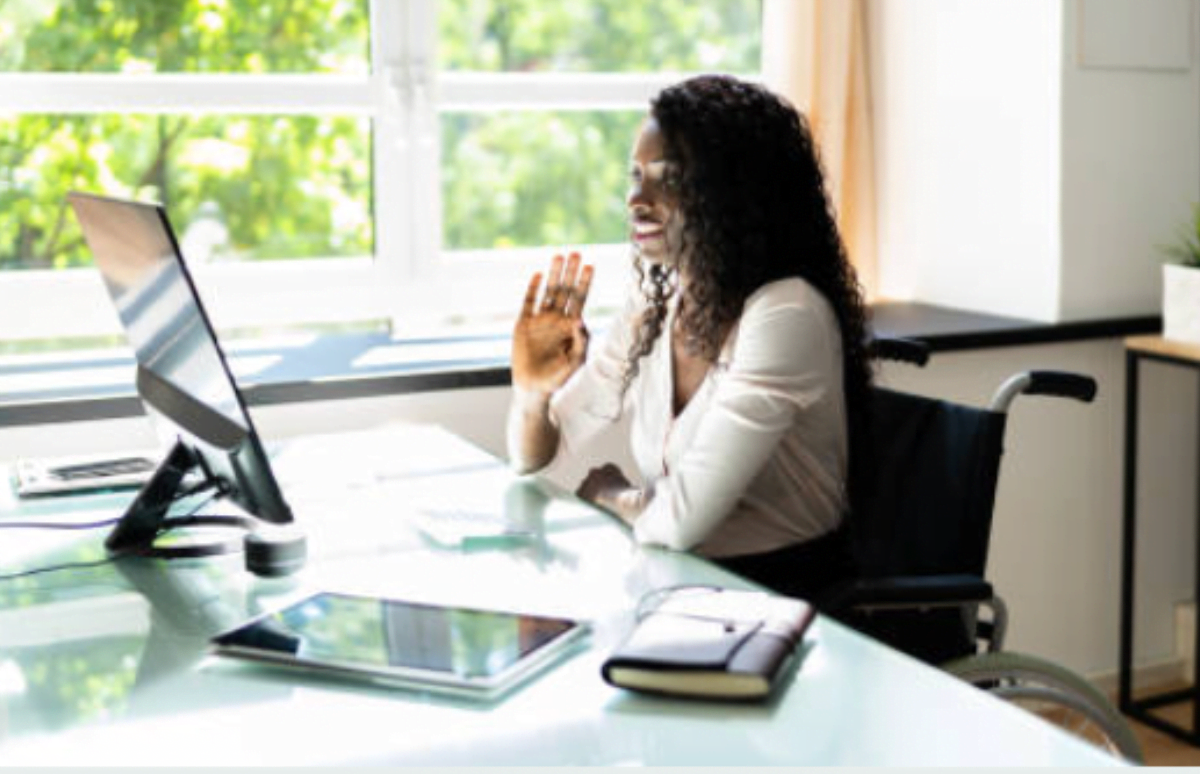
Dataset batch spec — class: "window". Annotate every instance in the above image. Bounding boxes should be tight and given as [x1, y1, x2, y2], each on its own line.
[0, 0, 762, 351]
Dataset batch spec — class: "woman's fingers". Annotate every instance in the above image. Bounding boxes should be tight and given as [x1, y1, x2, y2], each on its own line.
[540, 254, 566, 312]
[567, 263, 594, 318]
[520, 272, 543, 319]
[558, 253, 579, 313]
[556, 253, 594, 318]
[532, 252, 592, 317]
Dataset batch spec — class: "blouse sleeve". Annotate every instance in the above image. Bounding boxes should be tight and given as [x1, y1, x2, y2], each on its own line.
[632, 285, 842, 551]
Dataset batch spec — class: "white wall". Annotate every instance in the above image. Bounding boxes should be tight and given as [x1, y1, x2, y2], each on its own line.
[869, 0, 1063, 321]
[871, 0, 1200, 322]
[1059, 0, 1200, 319]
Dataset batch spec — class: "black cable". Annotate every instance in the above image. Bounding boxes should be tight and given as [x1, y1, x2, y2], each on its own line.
[0, 478, 226, 582]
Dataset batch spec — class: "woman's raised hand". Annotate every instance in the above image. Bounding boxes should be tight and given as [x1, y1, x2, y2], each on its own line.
[512, 252, 594, 396]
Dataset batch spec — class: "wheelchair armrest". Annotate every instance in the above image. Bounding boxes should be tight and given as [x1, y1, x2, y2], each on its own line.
[867, 336, 931, 367]
[822, 574, 994, 613]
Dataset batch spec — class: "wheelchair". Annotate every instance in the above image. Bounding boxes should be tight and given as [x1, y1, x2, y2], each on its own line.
[818, 337, 1143, 763]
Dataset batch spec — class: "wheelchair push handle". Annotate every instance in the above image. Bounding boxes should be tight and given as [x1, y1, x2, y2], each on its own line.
[1027, 371, 1098, 401]
[989, 371, 1097, 412]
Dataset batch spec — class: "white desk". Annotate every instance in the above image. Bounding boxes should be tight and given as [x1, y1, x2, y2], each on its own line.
[0, 425, 1119, 767]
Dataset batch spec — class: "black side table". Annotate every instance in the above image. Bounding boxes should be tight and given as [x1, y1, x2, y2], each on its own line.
[1120, 335, 1200, 744]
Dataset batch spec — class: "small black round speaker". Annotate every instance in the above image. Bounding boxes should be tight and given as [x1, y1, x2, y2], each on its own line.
[243, 527, 307, 578]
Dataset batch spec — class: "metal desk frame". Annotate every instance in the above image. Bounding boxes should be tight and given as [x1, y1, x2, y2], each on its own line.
[1120, 335, 1200, 744]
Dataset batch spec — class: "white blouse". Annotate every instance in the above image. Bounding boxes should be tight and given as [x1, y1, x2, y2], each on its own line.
[537, 276, 847, 559]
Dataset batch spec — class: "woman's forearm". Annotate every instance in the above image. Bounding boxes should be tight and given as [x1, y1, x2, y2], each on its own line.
[506, 387, 561, 474]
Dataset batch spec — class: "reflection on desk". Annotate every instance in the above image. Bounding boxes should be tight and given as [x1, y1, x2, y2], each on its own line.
[0, 424, 1120, 767]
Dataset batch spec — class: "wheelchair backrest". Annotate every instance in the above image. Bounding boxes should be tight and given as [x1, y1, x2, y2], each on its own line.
[851, 386, 1008, 580]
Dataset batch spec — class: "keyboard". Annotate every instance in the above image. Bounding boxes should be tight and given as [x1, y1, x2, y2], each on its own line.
[14, 453, 158, 497]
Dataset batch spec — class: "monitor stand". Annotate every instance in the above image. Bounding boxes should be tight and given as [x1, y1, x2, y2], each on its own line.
[105, 440, 250, 559]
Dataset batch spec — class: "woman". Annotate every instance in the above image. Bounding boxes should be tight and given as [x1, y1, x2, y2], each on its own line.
[507, 74, 871, 600]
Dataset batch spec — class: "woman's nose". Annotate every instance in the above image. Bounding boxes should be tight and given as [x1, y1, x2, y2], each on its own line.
[627, 181, 651, 209]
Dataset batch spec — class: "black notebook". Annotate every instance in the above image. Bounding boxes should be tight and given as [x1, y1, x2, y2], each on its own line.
[601, 587, 816, 701]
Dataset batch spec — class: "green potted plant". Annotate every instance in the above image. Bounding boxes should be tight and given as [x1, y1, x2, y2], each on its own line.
[1160, 204, 1200, 344]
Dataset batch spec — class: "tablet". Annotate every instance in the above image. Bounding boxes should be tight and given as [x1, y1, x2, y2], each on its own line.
[210, 592, 588, 699]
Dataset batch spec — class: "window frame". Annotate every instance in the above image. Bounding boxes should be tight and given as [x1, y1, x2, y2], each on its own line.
[0, 0, 757, 343]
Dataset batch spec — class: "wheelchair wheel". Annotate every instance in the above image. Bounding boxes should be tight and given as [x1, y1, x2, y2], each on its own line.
[943, 651, 1143, 764]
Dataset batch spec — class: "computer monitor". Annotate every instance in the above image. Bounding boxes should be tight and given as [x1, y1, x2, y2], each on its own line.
[67, 192, 294, 560]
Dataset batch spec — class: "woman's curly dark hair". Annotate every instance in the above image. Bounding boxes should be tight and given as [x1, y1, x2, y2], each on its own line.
[623, 74, 873, 509]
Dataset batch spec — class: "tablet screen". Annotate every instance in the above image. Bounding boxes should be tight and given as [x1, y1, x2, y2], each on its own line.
[212, 592, 581, 688]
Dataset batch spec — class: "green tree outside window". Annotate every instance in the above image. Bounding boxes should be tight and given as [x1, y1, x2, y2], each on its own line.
[0, 0, 760, 269]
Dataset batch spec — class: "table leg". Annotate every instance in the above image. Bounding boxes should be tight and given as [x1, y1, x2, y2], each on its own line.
[1119, 351, 1139, 712]
[1194, 367, 1200, 737]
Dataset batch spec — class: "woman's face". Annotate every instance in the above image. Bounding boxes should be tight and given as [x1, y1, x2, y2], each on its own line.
[626, 118, 684, 266]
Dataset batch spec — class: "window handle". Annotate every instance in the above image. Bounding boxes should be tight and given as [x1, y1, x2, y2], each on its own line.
[383, 65, 406, 112]
[406, 60, 435, 144]
[383, 62, 432, 108]
[409, 60, 430, 106]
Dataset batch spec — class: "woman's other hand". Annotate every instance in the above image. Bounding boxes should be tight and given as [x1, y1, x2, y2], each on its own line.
[577, 463, 645, 525]
[512, 252, 594, 395]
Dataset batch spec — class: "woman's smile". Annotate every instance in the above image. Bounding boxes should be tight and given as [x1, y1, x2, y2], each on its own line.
[631, 222, 665, 244]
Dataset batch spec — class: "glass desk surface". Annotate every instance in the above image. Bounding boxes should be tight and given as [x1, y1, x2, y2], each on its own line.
[0, 424, 1121, 768]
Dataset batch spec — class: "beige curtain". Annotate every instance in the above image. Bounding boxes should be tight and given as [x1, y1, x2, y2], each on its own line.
[762, 0, 877, 297]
